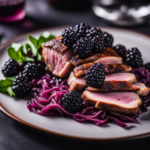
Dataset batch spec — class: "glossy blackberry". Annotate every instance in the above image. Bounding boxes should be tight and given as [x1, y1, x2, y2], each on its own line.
[103, 32, 113, 47]
[145, 63, 150, 71]
[12, 75, 32, 98]
[62, 91, 82, 113]
[73, 23, 91, 38]
[61, 23, 91, 48]
[125, 47, 143, 68]
[113, 45, 126, 58]
[23, 63, 39, 81]
[84, 63, 105, 88]
[86, 27, 104, 53]
[73, 37, 94, 58]
[2, 59, 20, 77]
[61, 27, 78, 47]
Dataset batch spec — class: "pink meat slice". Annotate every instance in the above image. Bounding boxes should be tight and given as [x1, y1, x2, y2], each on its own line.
[105, 73, 137, 83]
[67, 72, 137, 91]
[67, 72, 87, 91]
[132, 82, 150, 96]
[82, 90, 142, 114]
[42, 47, 75, 77]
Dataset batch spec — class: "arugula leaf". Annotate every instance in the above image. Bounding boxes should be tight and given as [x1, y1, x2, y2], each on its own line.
[0, 77, 16, 96]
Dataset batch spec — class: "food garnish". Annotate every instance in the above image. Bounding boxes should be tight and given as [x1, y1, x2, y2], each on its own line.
[1, 23, 150, 127]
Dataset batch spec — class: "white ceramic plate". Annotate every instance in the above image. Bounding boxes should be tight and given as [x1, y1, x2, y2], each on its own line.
[1, 27, 150, 141]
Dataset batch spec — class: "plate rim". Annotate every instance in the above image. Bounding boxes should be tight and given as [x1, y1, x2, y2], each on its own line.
[1, 26, 150, 141]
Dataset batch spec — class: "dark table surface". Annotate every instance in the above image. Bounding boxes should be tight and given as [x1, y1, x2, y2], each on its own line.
[0, 0, 150, 150]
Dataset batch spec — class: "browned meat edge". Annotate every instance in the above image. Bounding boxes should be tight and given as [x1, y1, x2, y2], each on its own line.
[71, 47, 121, 66]
[86, 81, 140, 92]
[82, 91, 142, 114]
[73, 63, 132, 77]
[42, 36, 68, 53]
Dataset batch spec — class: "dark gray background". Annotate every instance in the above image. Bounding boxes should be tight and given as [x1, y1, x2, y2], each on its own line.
[0, 0, 150, 150]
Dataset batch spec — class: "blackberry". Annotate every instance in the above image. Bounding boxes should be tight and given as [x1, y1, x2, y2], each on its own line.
[12, 75, 32, 98]
[2, 59, 20, 77]
[125, 47, 143, 68]
[73, 23, 91, 37]
[103, 32, 113, 47]
[85, 63, 105, 88]
[61, 27, 78, 47]
[23, 62, 39, 81]
[86, 27, 104, 52]
[145, 63, 150, 71]
[73, 37, 94, 58]
[113, 45, 126, 58]
[62, 91, 82, 113]
[61, 23, 90, 48]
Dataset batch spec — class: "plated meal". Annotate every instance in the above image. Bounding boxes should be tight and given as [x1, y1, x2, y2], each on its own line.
[1, 23, 150, 128]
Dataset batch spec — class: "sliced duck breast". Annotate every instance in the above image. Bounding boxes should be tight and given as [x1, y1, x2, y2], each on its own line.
[132, 82, 150, 96]
[71, 47, 122, 66]
[82, 90, 142, 114]
[42, 36, 68, 53]
[105, 73, 137, 83]
[67, 72, 87, 91]
[73, 63, 132, 77]
[68, 72, 137, 91]
[86, 81, 140, 92]
[42, 37, 75, 77]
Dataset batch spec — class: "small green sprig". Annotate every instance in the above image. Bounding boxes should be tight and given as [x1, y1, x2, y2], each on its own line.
[0, 76, 16, 96]
[0, 32, 56, 96]
[7, 31, 55, 63]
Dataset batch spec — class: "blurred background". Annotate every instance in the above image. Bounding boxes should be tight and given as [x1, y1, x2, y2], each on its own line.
[0, 0, 150, 150]
[0, 0, 150, 45]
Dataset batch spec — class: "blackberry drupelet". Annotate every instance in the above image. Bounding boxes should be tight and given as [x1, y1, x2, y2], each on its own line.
[73, 23, 91, 38]
[61, 23, 91, 48]
[61, 27, 78, 47]
[86, 27, 104, 53]
[125, 47, 143, 68]
[62, 91, 82, 113]
[103, 32, 113, 47]
[12, 75, 32, 98]
[145, 63, 150, 71]
[113, 45, 126, 58]
[23, 62, 39, 81]
[2, 59, 20, 77]
[73, 37, 94, 58]
[85, 63, 105, 88]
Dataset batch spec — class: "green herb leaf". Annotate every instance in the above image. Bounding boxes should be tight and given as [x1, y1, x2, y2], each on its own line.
[37, 53, 42, 61]
[7, 86, 15, 96]
[28, 35, 38, 56]
[11, 43, 22, 51]
[7, 47, 22, 63]
[0, 77, 16, 96]
[23, 43, 31, 54]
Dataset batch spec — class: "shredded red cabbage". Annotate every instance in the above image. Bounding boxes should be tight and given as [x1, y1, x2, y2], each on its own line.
[27, 72, 142, 127]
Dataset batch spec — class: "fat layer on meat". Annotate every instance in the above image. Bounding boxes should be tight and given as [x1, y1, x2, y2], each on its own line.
[71, 47, 122, 66]
[86, 81, 140, 92]
[82, 90, 142, 114]
[132, 82, 150, 96]
[73, 63, 132, 77]
[68, 72, 137, 91]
